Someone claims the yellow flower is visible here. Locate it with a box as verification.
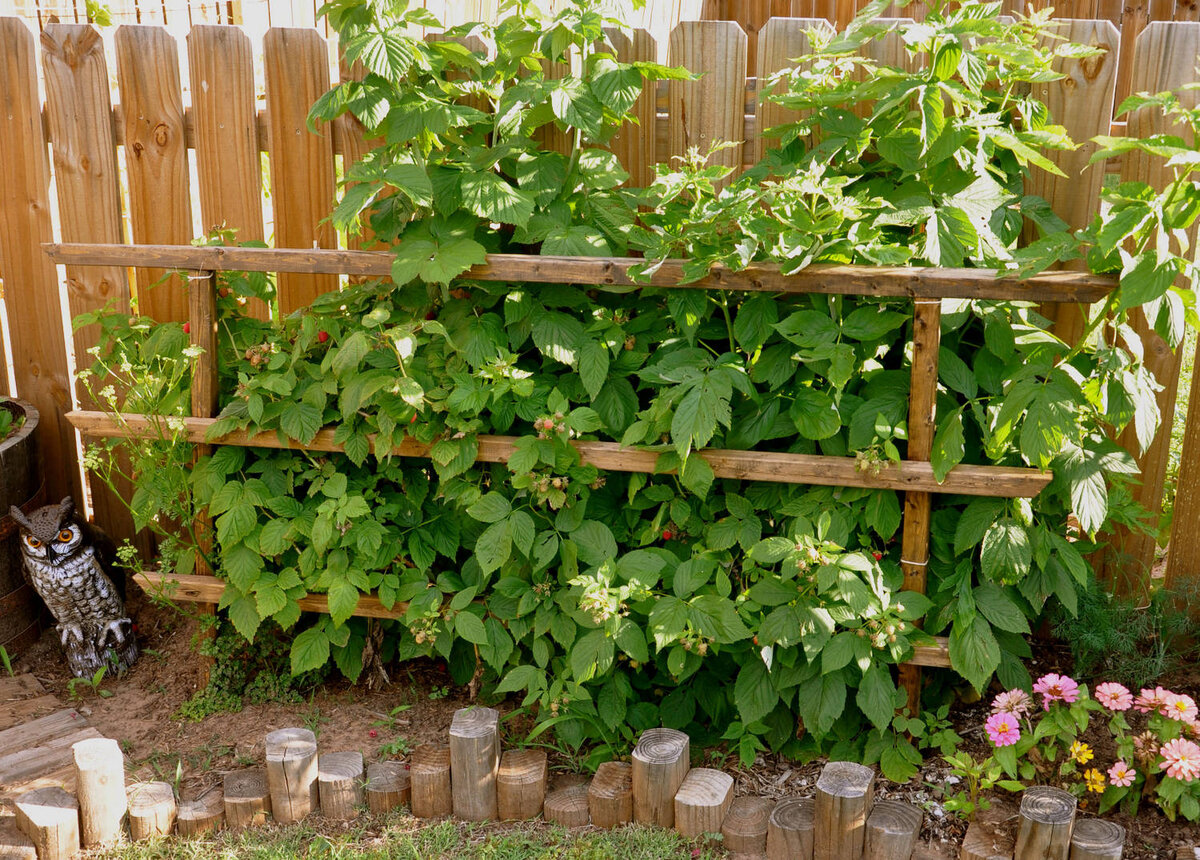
[1070,741,1094,765]
[1084,768,1106,794]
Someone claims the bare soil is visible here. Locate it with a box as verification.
[7,591,1200,858]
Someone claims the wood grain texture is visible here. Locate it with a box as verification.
[223,768,271,828]
[1069,818,1125,859]
[127,781,176,840]
[721,794,774,855]
[176,790,224,837]
[449,706,500,822]
[862,799,922,860]
[41,22,138,548]
[1014,786,1076,860]
[14,786,79,860]
[264,728,319,824]
[667,20,748,178]
[264,27,338,313]
[0,708,87,758]
[766,796,814,860]
[814,761,875,860]
[755,17,833,160]
[335,54,378,251]
[0,18,81,507]
[318,751,364,820]
[587,760,632,829]
[72,737,127,847]
[115,25,193,322]
[1166,335,1200,598]
[1106,21,1200,597]
[187,26,264,243]
[497,749,546,821]
[365,760,411,814]
[632,727,690,828]
[604,27,658,189]
[43,243,1118,302]
[674,768,734,838]
[1028,19,1120,345]
[410,744,452,819]
[544,784,591,828]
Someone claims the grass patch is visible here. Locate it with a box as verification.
[94,815,725,859]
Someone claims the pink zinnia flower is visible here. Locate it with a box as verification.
[1094,682,1133,711]
[1033,673,1080,710]
[991,689,1033,717]
[985,712,1021,747]
[1134,686,1171,715]
[1161,738,1200,782]
[1108,760,1136,787]
[1165,693,1199,723]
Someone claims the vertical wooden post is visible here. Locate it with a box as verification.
[755,17,834,161]
[176,790,224,837]
[1013,786,1076,860]
[603,27,658,189]
[264,727,319,823]
[814,761,875,860]
[223,768,271,828]
[898,299,941,712]
[1069,818,1125,859]
[127,781,176,839]
[862,799,923,860]
[721,795,774,856]
[631,727,690,828]
[587,760,632,828]
[449,706,500,821]
[1166,336,1200,599]
[14,787,79,860]
[365,761,411,814]
[666,21,748,181]
[544,784,591,827]
[410,744,453,819]
[497,749,547,821]
[189,270,219,665]
[767,797,815,860]
[318,751,365,820]
[674,768,734,838]
[73,737,127,847]
[0,18,80,507]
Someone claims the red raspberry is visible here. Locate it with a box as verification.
[369,729,378,738]
[410,414,418,424]
[182,322,190,334]
[317,330,329,343]
[662,529,673,541]
[872,551,883,561]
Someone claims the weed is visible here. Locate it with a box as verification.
[428,686,450,701]
[377,737,413,759]
[0,645,12,677]
[67,667,112,700]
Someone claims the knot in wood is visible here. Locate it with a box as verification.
[153,123,170,147]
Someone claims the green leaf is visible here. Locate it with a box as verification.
[455,611,489,645]
[981,518,1032,584]
[931,408,965,482]
[570,629,615,682]
[579,340,609,400]
[734,295,779,352]
[475,520,513,575]
[291,626,330,675]
[280,404,323,444]
[974,584,1031,635]
[954,498,1005,554]
[856,664,898,732]
[461,171,535,226]
[573,520,618,567]
[796,673,846,737]
[735,659,779,725]
[327,579,360,627]
[227,594,262,643]
[949,617,1001,692]
[467,492,512,523]
[790,388,840,440]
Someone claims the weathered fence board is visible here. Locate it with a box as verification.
[667,21,748,176]
[0,18,79,504]
[115,25,194,322]
[40,22,137,544]
[604,27,658,190]
[754,17,833,161]
[264,27,338,313]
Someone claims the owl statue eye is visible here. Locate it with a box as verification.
[25,535,41,549]
[58,529,74,542]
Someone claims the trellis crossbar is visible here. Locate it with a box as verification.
[48,242,1117,688]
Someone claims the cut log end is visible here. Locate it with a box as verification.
[177,789,225,838]
[497,749,547,821]
[265,731,319,824]
[1070,818,1125,860]
[0,816,37,860]
[14,787,79,860]
[223,768,271,829]
[544,783,591,828]
[1014,786,1076,860]
[127,780,177,840]
[588,760,633,829]
[722,795,774,855]
[960,802,1017,860]
[674,767,734,839]
[449,706,501,739]
[72,736,127,848]
[814,761,876,860]
[366,760,411,815]
[410,744,452,819]
[318,751,365,821]
[449,706,500,822]
[767,796,814,860]
[631,727,690,829]
[862,799,923,860]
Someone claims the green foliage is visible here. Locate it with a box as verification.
[0,402,23,443]
[79,0,1200,771]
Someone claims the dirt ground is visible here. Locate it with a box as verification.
[7,591,1200,859]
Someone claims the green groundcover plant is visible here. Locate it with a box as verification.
[79,0,1200,779]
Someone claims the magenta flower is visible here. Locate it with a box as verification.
[1165,693,1199,723]
[985,712,1021,747]
[1108,760,1136,787]
[1134,686,1171,715]
[1161,738,1200,782]
[991,689,1033,717]
[1033,673,1080,710]
[1094,682,1133,712]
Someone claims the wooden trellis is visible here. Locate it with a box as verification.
[46,241,1116,705]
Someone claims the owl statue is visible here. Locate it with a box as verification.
[11,497,138,678]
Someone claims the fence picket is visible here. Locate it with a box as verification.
[334,56,376,252]
[1028,19,1121,345]
[41,23,139,543]
[604,27,658,189]
[187,26,265,244]
[754,17,833,162]
[666,20,748,178]
[264,26,338,313]
[0,19,80,503]
[1103,21,1200,596]
[115,25,194,322]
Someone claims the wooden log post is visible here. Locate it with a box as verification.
[365,761,411,814]
[1014,786,1076,860]
[588,760,633,829]
[722,795,775,857]
[1069,818,1125,859]
[223,768,271,829]
[862,799,923,860]
[496,749,547,821]
[814,761,876,860]
[176,790,224,837]
[264,727,319,824]
[73,736,127,847]
[0,816,37,860]
[318,751,365,820]
[674,768,734,839]
[410,744,452,819]
[544,784,591,828]
[898,298,942,713]
[767,797,815,860]
[632,727,690,828]
[961,801,1017,860]
[14,787,79,860]
[127,781,177,840]
[449,706,500,821]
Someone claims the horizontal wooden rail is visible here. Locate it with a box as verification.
[134,571,953,669]
[68,411,1053,497]
[43,243,1117,302]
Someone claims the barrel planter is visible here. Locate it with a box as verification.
[0,398,47,658]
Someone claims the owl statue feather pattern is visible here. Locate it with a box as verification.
[11,497,138,678]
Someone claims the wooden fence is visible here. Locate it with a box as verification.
[0,10,1197,603]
